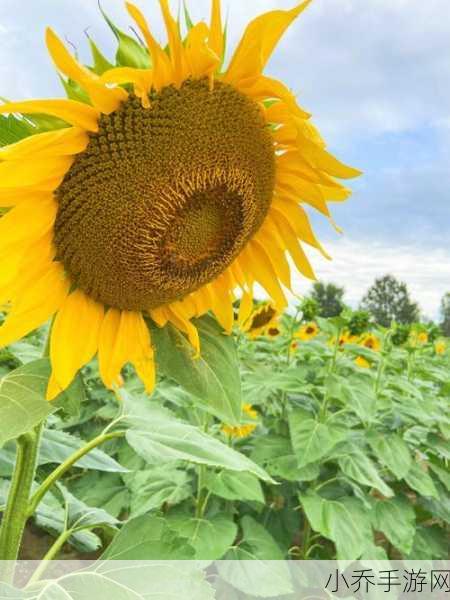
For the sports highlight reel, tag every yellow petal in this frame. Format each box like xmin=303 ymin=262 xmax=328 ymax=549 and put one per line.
xmin=0 ymin=128 xmax=89 ymax=161
xmin=159 ymin=0 xmax=187 ymax=86
xmin=126 ymin=2 xmax=172 ymax=90
xmin=189 ymin=287 xmax=211 ymax=317
xmin=271 ymin=199 xmax=330 ymax=258
xmin=238 ymin=287 xmax=254 ymax=326
xmin=99 ymin=309 xmax=155 ymax=392
xmin=0 ymin=187 xmax=53 ymax=208
xmin=271 ymin=210 xmax=316 ymax=280
xmin=275 ymin=177 xmax=331 ymax=217
xmin=209 ymin=0 xmax=224 ymax=61
xmin=241 ymin=243 xmax=287 ymax=310
xmin=149 ymin=306 xmax=169 ymax=328
xmin=49 ymin=289 xmax=104 ymax=396
xmin=226 ymin=1 xmax=311 ymax=84
xmin=0 ymin=156 xmax=73 ymax=189
xmin=0 ymin=232 xmax=55 ymax=305
xmin=320 ymin=185 xmax=352 ymax=201
xmin=277 ymin=151 xmax=344 ymax=188
xmin=0 ymin=197 xmax=57 ymax=254
xmin=207 ymin=280 xmax=234 ymax=334
xmin=46 ymin=28 xmax=127 ymax=114
xmin=101 ymin=67 xmax=153 ymax=108
xmin=0 ymin=100 xmax=100 ymax=132
xmin=167 ymin=303 xmax=200 ymax=357
xmin=242 ymin=77 xmax=310 ymax=120
xmin=98 ymin=308 xmax=127 ymax=389
xmin=265 ymin=100 xmax=310 ymax=124
xmin=130 ymin=312 xmax=155 ymax=394
xmin=297 ymin=136 xmax=362 ymax=179
xmin=254 ymin=234 xmax=291 ymax=290
xmin=185 ymin=23 xmax=220 ymax=81
xmin=0 ymin=262 xmax=69 ymax=348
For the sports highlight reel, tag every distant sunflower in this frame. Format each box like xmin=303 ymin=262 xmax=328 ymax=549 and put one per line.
xmin=296 ymin=321 xmax=319 ymax=341
xmin=360 ymin=333 xmax=381 ymax=352
xmin=0 ymin=0 xmax=359 ymax=399
xmin=243 ymin=302 xmax=278 ymax=339
xmin=222 ymin=403 xmax=258 ymax=438
xmin=355 ymin=356 xmax=370 ymax=369
xmin=435 ymin=340 xmax=446 ymax=355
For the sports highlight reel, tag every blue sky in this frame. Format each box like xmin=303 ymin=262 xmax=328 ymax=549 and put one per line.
xmin=1 ymin=0 xmax=449 ymax=318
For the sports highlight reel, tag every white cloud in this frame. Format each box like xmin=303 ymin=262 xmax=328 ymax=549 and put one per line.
xmin=296 ymin=238 xmax=450 ymax=320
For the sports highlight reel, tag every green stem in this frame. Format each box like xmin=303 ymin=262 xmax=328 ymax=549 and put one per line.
xmin=195 ymin=464 xmax=206 ymax=519
xmin=27 ymin=528 xmax=73 ymax=585
xmin=27 ymin=431 xmax=124 ymax=517
xmin=0 ymin=425 xmax=42 ymax=581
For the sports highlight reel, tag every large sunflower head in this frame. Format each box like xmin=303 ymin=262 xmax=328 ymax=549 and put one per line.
xmin=0 ymin=0 xmax=360 ymax=399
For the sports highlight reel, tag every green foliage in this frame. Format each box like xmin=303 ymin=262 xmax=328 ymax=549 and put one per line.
xmin=440 ymin=291 xmax=450 ymax=336
xmin=361 ymin=274 xmax=420 ymax=326
xmin=299 ymin=297 xmax=319 ymax=322
xmin=0 ymin=309 xmax=448 ymax=572
xmin=309 ymin=281 xmax=345 ymax=317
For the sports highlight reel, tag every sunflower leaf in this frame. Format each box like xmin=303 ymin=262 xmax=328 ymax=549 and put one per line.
xmin=0 ymin=359 xmax=56 ymax=447
xmin=150 ymin=315 xmax=242 ymax=425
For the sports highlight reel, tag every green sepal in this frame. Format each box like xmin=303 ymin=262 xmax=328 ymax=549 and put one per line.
xmin=183 ymin=2 xmax=194 ymax=32
xmin=59 ymin=75 xmax=91 ymax=105
xmin=0 ymin=114 xmax=34 ymax=147
xmin=86 ymin=33 xmax=114 ymax=75
xmin=99 ymin=3 xmax=151 ymax=69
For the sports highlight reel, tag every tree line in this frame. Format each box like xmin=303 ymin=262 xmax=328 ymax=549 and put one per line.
xmin=306 ymin=275 xmax=450 ymax=335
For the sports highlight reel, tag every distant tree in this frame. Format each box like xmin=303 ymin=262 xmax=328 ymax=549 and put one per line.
xmin=360 ymin=275 xmax=420 ymax=327
xmin=440 ymin=292 xmax=450 ymax=336
xmin=310 ymin=282 xmax=345 ymax=318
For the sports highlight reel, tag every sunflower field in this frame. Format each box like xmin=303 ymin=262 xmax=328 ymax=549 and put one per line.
xmin=0 ymin=0 xmax=448 ymax=592
xmin=0 ymin=304 xmax=448 ymax=567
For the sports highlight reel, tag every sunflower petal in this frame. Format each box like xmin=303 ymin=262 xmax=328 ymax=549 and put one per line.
xmin=0 ymin=187 xmax=53 ymax=208
xmin=0 ymin=128 xmax=89 ymax=161
xmin=271 ymin=200 xmax=330 ymax=258
xmin=242 ymin=76 xmax=310 ymax=120
xmin=275 ymin=178 xmax=331 ymax=217
xmin=0 ymin=197 xmax=57 ymax=254
xmin=0 ymin=156 xmax=73 ymax=188
xmin=98 ymin=308 xmax=127 ymax=389
xmin=254 ymin=234 xmax=291 ymax=290
xmin=0 ymin=100 xmax=100 ymax=132
xmin=159 ymin=0 xmax=188 ymax=86
xmin=46 ymin=28 xmax=127 ymax=114
xmin=209 ymin=0 xmax=224 ymax=61
xmin=130 ymin=312 xmax=155 ymax=393
xmin=101 ymin=67 xmax=153 ymax=108
xmin=207 ymin=280 xmax=234 ymax=333
xmin=186 ymin=23 xmax=220 ymax=81
xmin=238 ymin=287 xmax=254 ymax=326
xmin=242 ymin=243 xmax=287 ymax=309
xmin=126 ymin=2 xmax=172 ymax=90
xmin=166 ymin=304 xmax=200 ymax=357
xmin=271 ymin=210 xmax=316 ymax=280
xmin=297 ymin=136 xmax=362 ymax=179
xmin=225 ymin=1 xmax=311 ymax=83
xmin=48 ymin=290 xmax=104 ymax=397
xmin=0 ymin=262 xmax=69 ymax=348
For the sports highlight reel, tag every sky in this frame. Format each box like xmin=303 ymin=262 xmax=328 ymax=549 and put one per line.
xmin=0 ymin=0 xmax=449 ymax=319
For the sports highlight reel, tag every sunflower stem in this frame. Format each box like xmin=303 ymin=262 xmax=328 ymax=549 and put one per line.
xmin=0 ymin=425 xmax=42 ymax=582
xmin=27 ymin=431 xmax=125 ymax=517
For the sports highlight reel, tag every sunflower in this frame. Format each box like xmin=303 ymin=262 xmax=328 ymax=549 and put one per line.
xmin=296 ymin=321 xmax=319 ymax=341
xmin=222 ymin=403 xmax=258 ymax=438
xmin=266 ymin=326 xmax=281 ymax=338
xmin=360 ymin=333 xmax=381 ymax=352
xmin=243 ymin=302 xmax=279 ymax=339
xmin=435 ymin=340 xmax=446 ymax=355
xmin=355 ymin=356 xmax=370 ymax=369
xmin=0 ymin=1 xmax=359 ymax=400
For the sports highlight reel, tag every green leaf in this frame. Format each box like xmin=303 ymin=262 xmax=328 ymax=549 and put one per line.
xmin=39 ymin=429 xmax=128 ymax=472
xmin=101 ymin=514 xmax=195 ymax=559
xmin=127 ymin=465 xmax=192 ymax=517
xmin=204 ymin=470 xmax=264 ymax=503
xmin=322 ymin=499 xmax=365 ymax=559
xmin=372 ymin=497 xmax=416 ymax=555
xmin=368 ymin=432 xmax=412 ymax=479
xmin=0 ymin=359 xmax=55 ymax=447
xmin=429 ymin=462 xmax=450 ymax=491
xmin=340 ymin=377 xmax=377 ymax=422
xmin=407 ymin=525 xmax=449 ymax=559
xmin=125 ymin=404 xmax=272 ymax=481
xmin=0 ymin=114 xmax=34 ymax=146
xmin=250 ymin=434 xmax=318 ymax=481
xmin=300 ymin=492 xmax=365 ymax=559
xmin=151 ymin=315 xmax=242 ymax=424
xmin=288 ymin=408 xmax=345 ymax=467
xmin=99 ymin=6 xmax=151 ymax=69
xmin=404 ymin=462 xmax=439 ymax=499
xmin=166 ymin=513 xmax=237 ymax=559
xmin=338 ymin=445 xmax=394 ymax=497
xmin=68 ymin=472 xmax=129 ymax=519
